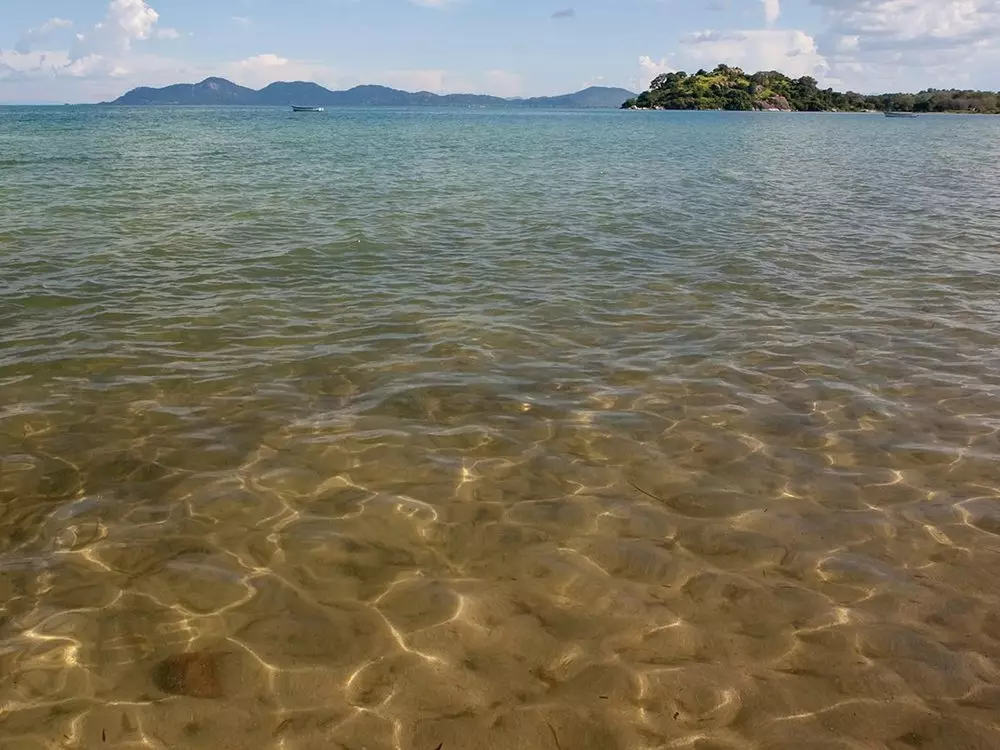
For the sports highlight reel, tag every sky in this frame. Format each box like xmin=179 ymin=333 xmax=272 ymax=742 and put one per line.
xmin=1 ymin=0 xmax=999 ymax=103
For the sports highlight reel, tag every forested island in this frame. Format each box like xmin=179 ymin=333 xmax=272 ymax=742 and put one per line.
xmin=623 ymin=65 xmax=1000 ymax=113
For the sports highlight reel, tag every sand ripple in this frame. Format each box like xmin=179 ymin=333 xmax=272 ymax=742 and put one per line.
xmin=2 ymin=106 xmax=1000 ymax=748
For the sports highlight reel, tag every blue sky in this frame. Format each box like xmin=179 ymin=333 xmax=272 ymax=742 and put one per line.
xmin=1 ymin=1 xmax=998 ymax=103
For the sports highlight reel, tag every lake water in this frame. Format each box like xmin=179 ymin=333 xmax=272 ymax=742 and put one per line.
xmin=2 ymin=105 xmax=1000 ymax=749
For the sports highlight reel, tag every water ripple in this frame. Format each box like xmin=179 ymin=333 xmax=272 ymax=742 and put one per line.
xmin=2 ymin=106 xmax=1000 ymax=749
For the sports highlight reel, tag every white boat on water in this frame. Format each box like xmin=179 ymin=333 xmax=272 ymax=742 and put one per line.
xmin=292 ymin=105 xmax=324 ymax=113
xmin=884 ymin=111 xmax=917 ymax=118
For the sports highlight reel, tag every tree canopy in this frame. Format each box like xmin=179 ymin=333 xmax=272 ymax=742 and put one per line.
xmin=622 ymin=65 xmax=1000 ymax=114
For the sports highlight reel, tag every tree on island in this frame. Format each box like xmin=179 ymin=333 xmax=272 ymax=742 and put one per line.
xmin=622 ymin=64 xmax=1000 ymax=113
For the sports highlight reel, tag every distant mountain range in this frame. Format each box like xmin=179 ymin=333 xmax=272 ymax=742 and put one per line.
xmin=103 ymin=77 xmax=635 ymax=109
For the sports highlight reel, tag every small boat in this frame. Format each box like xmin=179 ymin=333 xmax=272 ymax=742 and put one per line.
xmin=292 ymin=105 xmax=324 ymax=113
xmin=884 ymin=111 xmax=917 ymax=118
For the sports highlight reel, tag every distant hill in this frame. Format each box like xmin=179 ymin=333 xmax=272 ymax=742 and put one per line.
xmin=524 ymin=87 xmax=640 ymax=109
xmin=114 ymin=77 xmax=258 ymax=105
xmin=104 ymin=78 xmax=635 ymax=109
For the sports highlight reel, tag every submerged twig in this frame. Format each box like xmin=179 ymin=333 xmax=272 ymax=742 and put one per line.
xmin=628 ymin=480 xmax=667 ymax=504
xmin=547 ymin=723 xmax=563 ymax=750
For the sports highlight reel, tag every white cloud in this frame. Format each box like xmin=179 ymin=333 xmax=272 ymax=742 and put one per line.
xmin=679 ymin=29 xmax=828 ymax=79
xmin=0 ymin=49 xmax=72 ymax=78
xmin=633 ymin=56 xmax=674 ymax=91
xmin=0 ymin=26 xmax=530 ymax=103
xmin=631 ymin=0 xmax=1000 ymax=94
xmin=70 ymin=0 xmax=166 ymax=61
xmin=639 ymin=55 xmax=673 ymax=78
xmin=836 ymin=34 xmax=860 ymax=52
xmin=0 ymin=0 xmax=192 ymax=101
xmin=8 ymin=0 xmax=998 ymax=103
xmin=40 ymin=18 xmax=73 ymax=32
xmin=113 ymin=0 xmax=159 ymax=39
xmin=15 ymin=17 xmax=74 ymax=54
xmin=17 ymin=1 xmax=177 ymax=75
xmin=811 ymin=0 xmax=1000 ymax=90
xmin=222 ymin=54 xmax=339 ymax=88
xmin=813 ymin=0 xmax=1000 ymax=45
xmin=762 ymin=0 xmax=781 ymax=25
xmin=0 ymin=46 xmax=198 ymax=102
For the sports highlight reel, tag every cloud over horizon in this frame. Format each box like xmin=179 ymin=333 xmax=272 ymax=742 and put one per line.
xmin=2 ymin=0 xmax=998 ymax=103
xmin=761 ymin=0 xmax=780 ymax=26
xmin=638 ymin=0 xmax=1000 ymax=93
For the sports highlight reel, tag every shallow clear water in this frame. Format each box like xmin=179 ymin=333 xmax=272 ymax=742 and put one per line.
xmin=2 ymin=105 xmax=1000 ymax=749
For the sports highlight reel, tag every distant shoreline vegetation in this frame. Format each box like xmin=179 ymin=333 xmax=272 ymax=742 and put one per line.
xmin=622 ymin=65 xmax=1000 ymax=114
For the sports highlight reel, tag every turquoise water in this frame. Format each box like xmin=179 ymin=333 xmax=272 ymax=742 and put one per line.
xmin=2 ymin=106 xmax=1000 ymax=749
